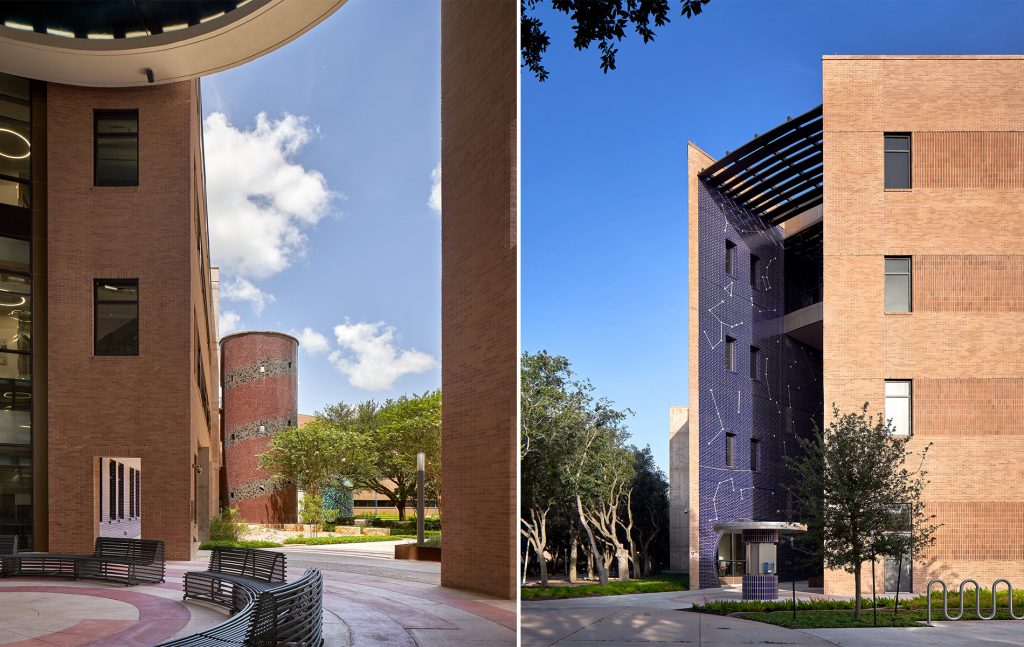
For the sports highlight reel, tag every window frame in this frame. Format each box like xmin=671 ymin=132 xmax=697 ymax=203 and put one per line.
xmin=750 ymin=345 xmax=762 ymax=382
xmin=725 ymin=336 xmax=736 ymax=372
xmin=725 ymin=432 xmax=735 ymax=468
xmin=94 ymin=109 xmax=139 ymax=187
xmin=884 ymin=133 xmax=912 ymax=190
xmin=725 ymin=239 xmax=736 ymax=276
xmin=750 ymin=438 xmax=760 ymax=472
xmin=885 ymin=379 xmax=913 ymax=437
xmin=884 ymin=256 xmax=913 ymax=313
xmin=94 ymin=278 xmax=139 ymax=356
xmin=750 ymin=253 xmax=760 ymax=291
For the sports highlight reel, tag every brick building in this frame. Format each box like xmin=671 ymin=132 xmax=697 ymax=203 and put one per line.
xmin=0 ymin=1 xmax=344 ymax=560
xmin=679 ymin=55 xmax=1024 ymax=597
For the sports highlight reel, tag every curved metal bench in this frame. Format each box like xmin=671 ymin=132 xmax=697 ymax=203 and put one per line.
xmin=0 ymin=536 xmax=165 ymax=585
xmin=183 ymin=546 xmax=287 ymax=612
xmin=160 ymin=568 xmax=324 ymax=646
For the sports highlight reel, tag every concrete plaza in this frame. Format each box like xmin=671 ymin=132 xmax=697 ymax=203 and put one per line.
xmin=522 ymin=588 xmax=1024 ymax=647
xmin=0 ymin=540 xmax=515 ymax=646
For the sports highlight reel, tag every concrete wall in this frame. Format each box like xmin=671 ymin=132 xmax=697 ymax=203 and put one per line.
xmin=439 ymin=0 xmax=517 ymax=600
xmin=668 ymin=406 xmax=690 ymax=572
xmin=822 ymin=55 xmax=1024 ymax=595
xmin=221 ymin=332 xmax=298 ymax=524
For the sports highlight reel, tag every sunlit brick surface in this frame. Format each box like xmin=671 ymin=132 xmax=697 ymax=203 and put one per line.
xmin=221 ymin=332 xmax=298 ymax=524
xmin=823 ymin=55 xmax=1024 ymax=596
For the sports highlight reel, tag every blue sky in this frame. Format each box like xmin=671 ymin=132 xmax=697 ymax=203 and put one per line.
xmin=202 ymin=0 xmax=440 ymax=415
xmin=522 ymin=0 xmax=1024 ymax=471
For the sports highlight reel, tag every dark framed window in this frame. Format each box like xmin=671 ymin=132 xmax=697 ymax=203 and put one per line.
xmin=117 ymin=462 xmax=124 ymax=519
xmin=95 ymin=279 xmax=139 ymax=356
xmin=750 ymin=253 xmax=760 ymax=290
xmin=750 ymin=346 xmax=762 ymax=381
xmin=884 ymin=133 xmax=911 ymax=189
xmin=750 ymin=438 xmax=759 ymax=471
xmin=725 ymin=239 xmax=736 ymax=275
xmin=885 ymin=380 xmax=912 ymax=437
xmin=128 ymin=467 xmax=134 ymax=518
xmin=725 ymin=336 xmax=736 ymax=372
xmin=108 ymin=459 xmax=116 ymax=521
xmin=135 ymin=470 xmax=141 ymax=516
xmin=725 ymin=433 xmax=735 ymax=468
xmin=884 ymin=256 xmax=912 ymax=313
xmin=95 ymin=109 xmax=138 ymax=186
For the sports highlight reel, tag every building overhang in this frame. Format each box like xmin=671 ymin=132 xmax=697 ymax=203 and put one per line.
xmin=713 ymin=521 xmax=808 ymax=535
xmin=0 ymin=0 xmax=345 ymax=87
xmin=698 ymin=104 xmax=823 ymax=225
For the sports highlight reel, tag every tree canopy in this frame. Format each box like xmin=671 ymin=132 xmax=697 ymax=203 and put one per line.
xmin=521 ymin=351 xmax=669 ymax=586
xmin=787 ymin=404 xmax=939 ymax=619
xmin=522 ymin=0 xmax=712 ymax=81
xmin=257 ymin=418 xmax=346 ymax=498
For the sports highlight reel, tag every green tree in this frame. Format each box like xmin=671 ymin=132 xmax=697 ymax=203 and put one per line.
xmin=522 ymin=0 xmax=712 ymax=80
xmin=787 ymin=404 xmax=940 ymax=620
xmin=321 ymin=390 xmax=441 ymax=521
xmin=257 ymin=419 xmax=346 ymax=497
xmin=628 ymin=445 xmax=669 ymax=576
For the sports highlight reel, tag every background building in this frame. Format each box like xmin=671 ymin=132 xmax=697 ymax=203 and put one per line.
xmin=683 ymin=54 xmax=1024 ymax=597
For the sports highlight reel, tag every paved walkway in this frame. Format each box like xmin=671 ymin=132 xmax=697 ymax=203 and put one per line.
xmin=0 ymin=540 xmax=515 ymax=646
xmin=523 ymin=588 xmax=1024 ymax=647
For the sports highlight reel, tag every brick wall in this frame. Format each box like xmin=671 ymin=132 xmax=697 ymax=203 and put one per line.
xmin=440 ymin=0 xmax=517 ymax=600
xmin=221 ymin=332 xmax=298 ymax=524
xmin=46 ymin=80 xmax=207 ymax=559
xmin=823 ymin=55 xmax=1024 ymax=595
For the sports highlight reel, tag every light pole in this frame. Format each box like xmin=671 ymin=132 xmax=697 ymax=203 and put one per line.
xmin=416 ymin=452 xmax=425 ymax=544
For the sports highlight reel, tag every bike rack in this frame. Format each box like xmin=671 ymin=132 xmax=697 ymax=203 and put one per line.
xmin=926 ymin=578 xmax=1024 ymax=625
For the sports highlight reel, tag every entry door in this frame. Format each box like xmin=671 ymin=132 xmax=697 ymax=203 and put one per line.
xmin=884 ymin=555 xmax=912 ymax=592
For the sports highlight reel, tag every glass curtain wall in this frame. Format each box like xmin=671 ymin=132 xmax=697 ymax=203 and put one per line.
xmin=0 ymin=72 xmax=32 ymax=547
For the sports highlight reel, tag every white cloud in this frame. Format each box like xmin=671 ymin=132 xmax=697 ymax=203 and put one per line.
xmin=328 ymin=320 xmax=436 ymax=391
xmin=221 ymin=277 xmax=275 ymax=315
xmin=219 ymin=311 xmax=242 ymax=336
xmin=203 ymin=112 xmax=336 ymax=281
xmin=428 ymin=162 xmax=441 ymax=216
xmin=295 ymin=327 xmax=330 ymax=355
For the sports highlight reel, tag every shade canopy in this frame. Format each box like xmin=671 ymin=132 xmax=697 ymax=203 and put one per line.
xmin=699 ymin=105 xmax=823 ymax=225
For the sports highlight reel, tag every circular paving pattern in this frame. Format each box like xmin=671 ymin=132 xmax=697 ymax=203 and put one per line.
xmin=0 ymin=587 xmax=189 ymax=646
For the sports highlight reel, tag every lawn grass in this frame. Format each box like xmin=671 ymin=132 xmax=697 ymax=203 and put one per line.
xmin=199 ymin=539 xmax=283 ymax=550
xmin=690 ymin=588 xmax=1024 ymax=629
xmin=521 ymin=574 xmax=690 ymax=601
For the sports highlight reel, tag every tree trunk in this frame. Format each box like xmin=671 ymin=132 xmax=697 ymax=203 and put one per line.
xmin=577 ymin=495 xmax=608 ymax=585
xmin=538 ymin=548 xmax=548 ymax=586
xmin=616 ymin=549 xmax=630 ymax=582
xmin=396 ymin=500 xmax=406 ymax=521
xmin=569 ymin=539 xmax=578 ymax=583
xmin=854 ymin=562 xmax=863 ymax=620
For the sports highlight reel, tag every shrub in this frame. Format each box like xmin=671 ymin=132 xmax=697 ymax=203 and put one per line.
xmin=200 ymin=539 xmax=282 ymax=550
xmin=209 ymin=507 xmax=247 ymax=542
xmin=300 ymin=494 xmax=326 ymax=535
xmin=365 ymin=516 xmax=441 ymax=532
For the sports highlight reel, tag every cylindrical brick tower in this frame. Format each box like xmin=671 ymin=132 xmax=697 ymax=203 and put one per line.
xmin=221 ymin=331 xmax=299 ymax=524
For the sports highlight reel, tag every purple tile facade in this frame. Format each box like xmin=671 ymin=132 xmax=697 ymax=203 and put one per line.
xmin=696 ymin=182 xmax=823 ymax=589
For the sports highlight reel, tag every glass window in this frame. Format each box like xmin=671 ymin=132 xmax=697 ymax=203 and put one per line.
xmin=885 ymin=256 xmax=912 ymax=312
xmin=885 ymin=380 xmax=912 ymax=436
xmin=750 ymin=254 xmax=760 ymax=290
xmin=0 ymin=458 xmax=32 ymax=550
xmin=725 ymin=433 xmax=735 ymax=467
xmin=885 ymin=133 xmax=911 ymax=189
xmin=725 ymin=240 xmax=736 ymax=275
xmin=750 ymin=346 xmax=762 ymax=381
xmin=0 ymin=380 xmax=30 ymax=446
xmin=0 ymin=73 xmax=31 ymax=209
xmin=750 ymin=438 xmax=759 ymax=471
xmin=95 ymin=280 xmax=139 ymax=356
xmin=725 ymin=336 xmax=735 ymax=372
xmin=95 ymin=110 xmax=138 ymax=186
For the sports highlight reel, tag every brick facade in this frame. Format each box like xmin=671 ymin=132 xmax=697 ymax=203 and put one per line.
xmin=823 ymin=55 xmax=1024 ymax=595
xmin=221 ymin=332 xmax=298 ymax=524
xmin=439 ymin=0 xmax=517 ymax=600
xmin=45 ymin=80 xmax=219 ymax=560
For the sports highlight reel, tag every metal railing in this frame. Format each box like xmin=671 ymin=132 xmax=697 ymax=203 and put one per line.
xmin=926 ymin=578 xmax=1024 ymax=624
